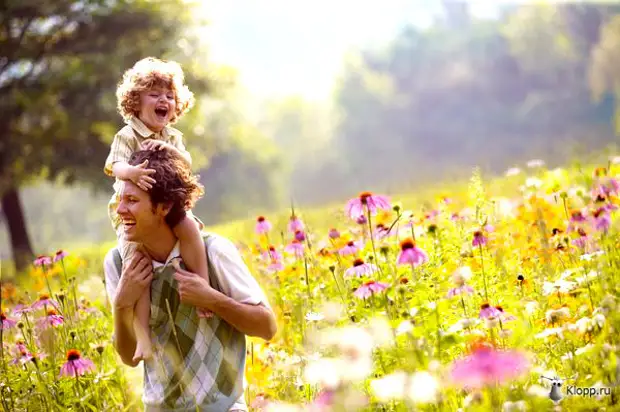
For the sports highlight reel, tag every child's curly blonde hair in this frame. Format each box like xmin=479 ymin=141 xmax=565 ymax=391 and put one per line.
xmin=116 ymin=57 xmax=195 ymax=124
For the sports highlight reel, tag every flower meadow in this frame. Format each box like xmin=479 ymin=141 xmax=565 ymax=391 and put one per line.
xmin=2 ymin=161 xmax=620 ymax=411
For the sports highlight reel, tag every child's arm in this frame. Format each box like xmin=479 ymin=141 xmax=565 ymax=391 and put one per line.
xmin=142 ymin=139 xmax=192 ymax=167
xmin=112 ymin=160 xmax=157 ymax=191
xmin=174 ymin=216 xmax=209 ymax=280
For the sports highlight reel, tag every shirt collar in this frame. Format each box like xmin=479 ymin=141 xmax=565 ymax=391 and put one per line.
xmin=152 ymin=240 xmax=181 ymax=269
xmin=128 ymin=116 xmax=183 ymax=140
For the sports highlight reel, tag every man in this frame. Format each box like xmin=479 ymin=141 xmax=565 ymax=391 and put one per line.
xmin=103 ymin=149 xmax=277 ymax=411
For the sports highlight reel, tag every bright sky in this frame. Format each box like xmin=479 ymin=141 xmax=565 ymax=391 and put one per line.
xmin=195 ymin=1 xmax=510 ymax=100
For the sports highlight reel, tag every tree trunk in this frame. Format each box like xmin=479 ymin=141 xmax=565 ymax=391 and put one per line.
xmin=1 ymin=186 xmax=34 ymax=272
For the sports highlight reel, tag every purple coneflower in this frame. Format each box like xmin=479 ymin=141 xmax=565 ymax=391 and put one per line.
xmin=33 ymin=255 xmax=52 ymax=267
xmin=592 ymin=207 xmax=611 ymax=232
xmin=328 ymin=228 xmax=340 ymax=239
xmin=37 ymin=309 xmax=64 ymax=329
xmin=60 ymin=349 xmax=95 ymax=377
xmin=345 ymin=191 xmax=391 ymax=220
xmin=339 ymin=240 xmax=361 ymax=256
xmin=472 ymin=230 xmax=487 ymax=247
xmin=345 ymin=258 xmax=378 ymax=278
xmin=450 ymin=345 xmax=529 ymax=389
xmin=30 ymin=294 xmax=58 ymax=311
xmin=397 ymin=239 xmax=428 ymax=267
xmin=284 ymin=240 xmax=304 ymax=258
xmin=374 ymin=223 xmax=391 ymax=239
xmin=53 ymin=250 xmax=69 ymax=263
xmin=288 ymin=216 xmax=304 ymax=233
xmin=0 ymin=312 xmax=17 ymax=330
xmin=479 ymin=303 xmax=501 ymax=319
xmin=294 ymin=230 xmax=306 ymax=242
xmin=354 ymin=281 xmax=389 ymax=299
xmin=255 ymin=216 xmax=272 ymax=235
xmin=447 ymin=285 xmax=474 ymax=298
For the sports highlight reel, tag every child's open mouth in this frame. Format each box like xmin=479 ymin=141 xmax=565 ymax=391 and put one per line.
xmin=154 ymin=107 xmax=168 ymax=119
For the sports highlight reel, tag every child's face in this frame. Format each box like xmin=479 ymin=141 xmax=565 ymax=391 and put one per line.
xmin=138 ymin=86 xmax=176 ymax=132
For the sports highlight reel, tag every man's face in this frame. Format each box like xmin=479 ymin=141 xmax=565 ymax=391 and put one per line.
xmin=138 ymin=85 xmax=176 ymax=132
xmin=116 ymin=180 xmax=166 ymax=243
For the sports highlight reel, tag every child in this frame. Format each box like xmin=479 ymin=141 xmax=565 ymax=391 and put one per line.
xmin=104 ymin=57 xmax=212 ymax=362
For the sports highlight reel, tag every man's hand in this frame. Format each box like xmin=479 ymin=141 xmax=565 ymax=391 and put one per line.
xmin=142 ymin=139 xmax=172 ymax=152
xmin=128 ymin=160 xmax=156 ymax=191
xmin=173 ymin=263 xmax=213 ymax=310
xmin=114 ymin=251 xmax=153 ymax=309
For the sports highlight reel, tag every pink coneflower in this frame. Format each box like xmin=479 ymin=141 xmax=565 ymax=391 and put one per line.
xmin=345 ymin=258 xmax=378 ymax=277
xmin=288 ymin=216 xmax=305 ymax=233
xmin=356 ymin=215 xmax=367 ymax=225
xmin=60 ymin=349 xmax=95 ymax=377
xmin=374 ymin=223 xmax=391 ymax=239
xmin=339 ymin=240 xmax=361 ymax=256
xmin=33 ymin=255 xmax=52 ymax=267
xmin=354 ymin=281 xmax=389 ymax=299
xmin=255 ymin=216 xmax=272 ymax=235
xmin=571 ymin=228 xmax=590 ymax=250
xmin=37 ymin=309 xmax=64 ymax=329
xmin=53 ymin=250 xmax=69 ymax=263
xmin=263 ymin=245 xmax=282 ymax=262
xmin=567 ymin=209 xmax=588 ymax=232
xmin=0 ymin=312 xmax=17 ymax=330
xmin=284 ymin=240 xmax=304 ymax=258
xmin=328 ymin=228 xmax=340 ymax=239
xmin=30 ymin=294 xmax=58 ymax=311
xmin=447 ymin=285 xmax=474 ymax=298
xmin=592 ymin=208 xmax=611 ymax=232
xmin=12 ymin=299 xmax=32 ymax=316
xmin=494 ymin=306 xmax=516 ymax=322
xmin=479 ymin=303 xmax=501 ymax=319
xmin=294 ymin=230 xmax=306 ymax=242
xmin=263 ymin=246 xmax=284 ymax=273
xmin=397 ymin=239 xmax=428 ymax=267
xmin=345 ymin=191 xmax=391 ymax=220
xmin=450 ymin=345 xmax=529 ymax=389
xmin=472 ymin=230 xmax=487 ymax=247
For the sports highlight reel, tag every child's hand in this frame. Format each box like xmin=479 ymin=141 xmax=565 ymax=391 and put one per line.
xmin=129 ymin=160 xmax=156 ymax=191
xmin=142 ymin=139 xmax=171 ymax=152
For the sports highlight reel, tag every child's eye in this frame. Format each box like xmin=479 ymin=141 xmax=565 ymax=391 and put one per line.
xmin=167 ymin=94 xmax=174 ymax=100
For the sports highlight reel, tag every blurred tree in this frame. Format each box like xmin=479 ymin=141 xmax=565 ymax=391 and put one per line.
xmin=323 ymin=2 xmax=619 ymax=202
xmin=590 ymin=14 xmax=620 ymax=133
xmin=0 ymin=0 xmax=212 ymax=271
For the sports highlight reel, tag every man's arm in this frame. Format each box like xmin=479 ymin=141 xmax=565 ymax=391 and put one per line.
xmin=113 ymin=305 xmax=139 ymax=367
xmin=174 ymin=265 xmax=277 ymax=341
xmin=206 ymin=292 xmax=277 ymax=341
xmin=104 ymin=250 xmax=153 ymax=367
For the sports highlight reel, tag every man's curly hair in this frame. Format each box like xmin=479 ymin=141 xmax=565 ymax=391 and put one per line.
xmin=128 ymin=149 xmax=204 ymax=228
xmin=116 ymin=57 xmax=195 ymax=124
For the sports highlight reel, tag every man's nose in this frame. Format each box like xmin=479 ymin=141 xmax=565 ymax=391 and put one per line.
xmin=117 ymin=199 xmax=127 ymax=215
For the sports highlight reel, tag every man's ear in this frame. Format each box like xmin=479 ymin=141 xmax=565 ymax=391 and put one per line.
xmin=156 ymin=202 xmax=173 ymax=218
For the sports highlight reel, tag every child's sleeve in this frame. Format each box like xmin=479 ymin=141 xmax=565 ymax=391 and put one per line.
xmin=104 ymin=130 xmax=136 ymax=176
xmin=170 ymin=134 xmax=192 ymax=165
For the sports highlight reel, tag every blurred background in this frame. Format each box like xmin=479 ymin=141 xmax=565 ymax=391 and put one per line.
xmin=2 ymin=0 xmax=620 ymax=271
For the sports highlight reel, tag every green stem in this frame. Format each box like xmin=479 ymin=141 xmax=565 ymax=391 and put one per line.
xmin=479 ymin=244 xmax=488 ymax=302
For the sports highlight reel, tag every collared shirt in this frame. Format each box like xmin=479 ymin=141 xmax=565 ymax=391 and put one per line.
xmin=104 ymin=233 xmax=270 ymax=411
xmin=104 ymin=116 xmax=191 ymax=230
xmin=104 ymin=116 xmax=190 ymax=177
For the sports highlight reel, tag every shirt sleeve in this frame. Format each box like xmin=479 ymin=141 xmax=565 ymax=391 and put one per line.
xmin=207 ymin=234 xmax=270 ymax=308
xmin=169 ymin=134 xmax=192 ymax=165
xmin=103 ymin=248 xmax=122 ymax=306
xmin=104 ymin=129 xmax=136 ymax=176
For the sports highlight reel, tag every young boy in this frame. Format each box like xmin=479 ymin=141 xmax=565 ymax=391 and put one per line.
xmin=104 ymin=57 xmax=212 ymax=362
